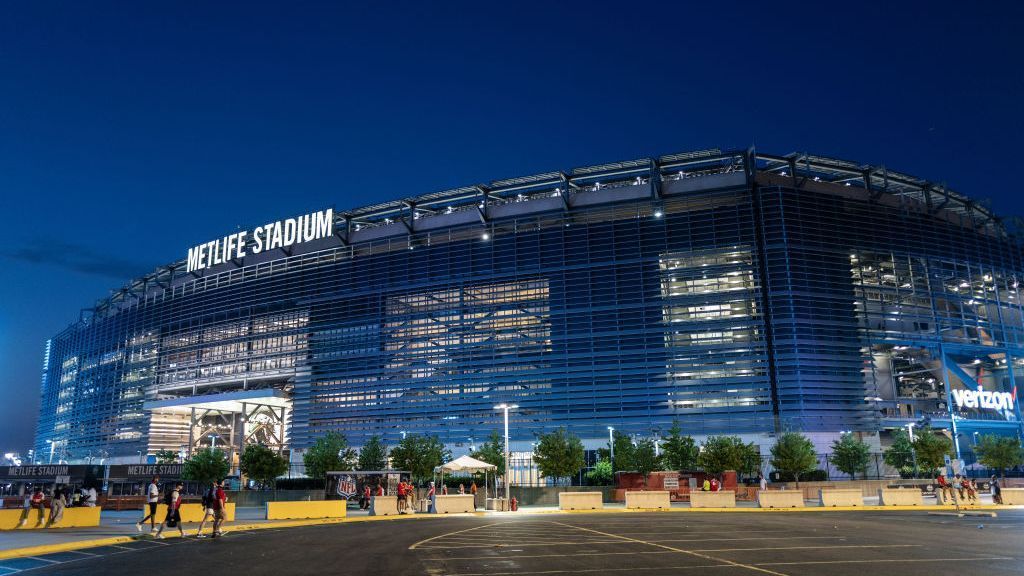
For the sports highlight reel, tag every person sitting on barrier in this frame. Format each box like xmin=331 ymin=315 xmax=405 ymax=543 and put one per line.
xmin=441 ymin=484 xmax=448 ymax=495
xmin=709 ymin=477 xmax=720 ymax=492
xmin=953 ymin=474 xmax=966 ymax=500
xmin=458 ymin=483 xmax=465 ymax=495
xmin=702 ymin=478 xmax=711 ymax=492
xmin=936 ymin=473 xmax=955 ymax=503
xmin=83 ymin=485 xmax=98 ymax=508
xmin=991 ymin=476 xmax=1002 ymax=504
xmin=964 ymin=478 xmax=979 ymax=504
xmin=17 ymin=487 xmax=46 ymax=528
xmin=46 ymin=485 xmax=67 ymax=527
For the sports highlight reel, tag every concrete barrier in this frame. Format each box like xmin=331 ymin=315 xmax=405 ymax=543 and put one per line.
xmin=558 ymin=491 xmax=603 ymax=510
xmin=877 ymin=488 xmax=923 ymax=506
xmin=690 ymin=491 xmax=736 ymax=508
xmin=370 ymin=495 xmax=400 ymax=516
xmin=819 ymin=488 xmax=864 ymax=507
xmin=0 ymin=506 xmax=101 ymax=530
xmin=624 ymin=491 xmax=670 ymax=509
xmin=757 ymin=490 xmax=805 ymax=509
xmin=266 ymin=500 xmax=346 ymax=520
xmin=434 ymin=495 xmax=475 ymax=514
xmin=153 ymin=503 xmax=235 ymax=523
xmin=1000 ymin=488 xmax=1024 ymax=505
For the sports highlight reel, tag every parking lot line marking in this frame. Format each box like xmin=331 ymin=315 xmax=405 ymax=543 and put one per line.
xmin=421 ymin=550 xmax=676 ymax=561
xmin=550 ymin=522 xmax=792 ymax=576
xmin=442 ymin=563 xmax=736 ymax=576
xmin=648 ymin=536 xmax=844 ymax=543
xmin=415 ymin=540 xmax=630 ymax=549
xmin=409 ymin=523 xmax=501 ymax=549
xmin=691 ymin=544 xmax=920 ymax=552
xmin=754 ymin=557 xmax=1015 ymax=567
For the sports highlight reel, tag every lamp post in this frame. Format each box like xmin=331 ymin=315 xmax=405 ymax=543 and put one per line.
xmin=906 ymin=423 xmax=916 ymax=442
xmin=494 ymin=404 xmax=518 ymax=500
xmin=47 ymin=440 xmax=55 ymax=464
xmin=607 ymin=426 xmax=615 ymax=469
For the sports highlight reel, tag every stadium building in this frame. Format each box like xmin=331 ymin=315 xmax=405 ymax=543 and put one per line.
xmin=34 ymin=149 xmax=1024 ymax=471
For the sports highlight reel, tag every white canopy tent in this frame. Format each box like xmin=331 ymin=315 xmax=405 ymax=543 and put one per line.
xmin=434 ymin=455 xmax=498 ymax=501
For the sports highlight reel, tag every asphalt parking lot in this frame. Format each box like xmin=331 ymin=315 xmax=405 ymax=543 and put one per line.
xmin=5 ymin=510 xmax=1023 ymax=576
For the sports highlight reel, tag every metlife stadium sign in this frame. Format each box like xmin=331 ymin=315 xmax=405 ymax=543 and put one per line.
xmin=187 ymin=209 xmax=334 ymax=273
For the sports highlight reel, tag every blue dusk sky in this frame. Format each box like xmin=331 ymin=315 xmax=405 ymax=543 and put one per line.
xmin=2 ymin=1 xmax=1023 ymax=451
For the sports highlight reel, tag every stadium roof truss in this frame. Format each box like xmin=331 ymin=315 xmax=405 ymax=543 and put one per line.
xmin=80 ymin=148 xmax=1010 ymax=325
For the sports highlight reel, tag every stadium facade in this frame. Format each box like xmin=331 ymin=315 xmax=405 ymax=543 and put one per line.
xmin=34 ymin=149 xmax=1024 ymax=470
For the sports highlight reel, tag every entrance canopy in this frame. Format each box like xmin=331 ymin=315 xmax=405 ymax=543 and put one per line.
xmin=435 ymin=455 xmax=497 ymax=474
xmin=144 ymin=389 xmax=290 ymax=413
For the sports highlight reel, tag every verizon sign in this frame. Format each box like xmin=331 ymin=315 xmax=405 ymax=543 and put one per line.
xmin=951 ymin=386 xmax=1015 ymax=412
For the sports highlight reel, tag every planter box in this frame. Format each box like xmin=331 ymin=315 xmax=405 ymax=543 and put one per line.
xmin=757 ymin=490 xmax=804 ymax=509
xmin=624 ymin=491 xmax=670 ymax=509
xmin=434 ymin=494 xmax=475 ymax=514
xmin=877 ymin=488 xmax=923 ymax=506
xmin=690 ymin=491 xmax=736 ymax=508
xmin=819 ymin=489 xmax=864 ymax=507
xmin=558 ymin=491 xmax=603 ymax=510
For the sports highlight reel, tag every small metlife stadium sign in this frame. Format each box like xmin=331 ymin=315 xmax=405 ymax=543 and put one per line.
xmin=186 ymin=208 xmax=334 ymax=273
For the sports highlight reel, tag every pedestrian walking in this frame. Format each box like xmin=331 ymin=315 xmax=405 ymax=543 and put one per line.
xmin=18 ymin=487 xmax=46 ymax=528
xmin=427 ymin=481 xmax=436 ymax=514
xmin=155 ymin=482 xmax=185 ymax=539
xmin=211 ymin=479 xmax=227 ymax=537
xmin=758 ymin=473 xmax=767 ymax=491
xmin=195 ymin=480 xmax=217 ymax=537
xmin=136 ymin=475 xmax=161 ymax=532
xmin=47 ymin=485 xmax=67 ymax=527
xmin=361 ymin=483 xmax=371 ymax=510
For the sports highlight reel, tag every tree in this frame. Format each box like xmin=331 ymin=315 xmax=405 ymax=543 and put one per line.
xmin=632 ymin=439 xmax=659 ymax=487
xmin=303 ymin=432 xmax=357 ymax=480
xmin=182 ymin=448 xmax=230 ymax=485
xmin=389 ymin=434 xmax=451 ymax=483
xmin=660 ymin=421 xmax=698 ymax=472
xmin=154 ymin=449 xmax=179 ymax=464
xmin=586 ymin=459 xmax=613 ymax=485
xmin=240 ymin=444 xmax=288 ymax=489
xmin=769 ymin=432 xmax=817 ymax=487
xmin=830 ymin=433 xmax=871 ymax=480
xmin=533 ymin=428 xmax=585 ymax=488
xmin=883 ymin=429 xmax=916 ymax=476
xmin=911 ymin=427 xmax=953 ymax=475
xmin=698 ymin=436 xmax=749 ymax=475
xmin=608 ymin=431 xmax=636 ymax=473
xmin=738 ymin=442 xmax=763 ymax=478
xmin=470 ymin=431 xmax=506 ymax=475
xmin=357 ymin=435 xmax=389 ymax=471
xmin=975 ymin=434 xmax=1024 ymax=478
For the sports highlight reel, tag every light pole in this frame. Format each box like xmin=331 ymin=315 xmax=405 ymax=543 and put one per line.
xmin=47 ymin=440 xmax=55 ymax=464
xmin=209 ymin=434 xmax=219 ymax=449
xmin=607 ymin=426 xmax=615 ymax=469
xmin=906 ymin=423 xmax=916 ymax=442
xmin=494 ymin=404 xmax=518 ymax=500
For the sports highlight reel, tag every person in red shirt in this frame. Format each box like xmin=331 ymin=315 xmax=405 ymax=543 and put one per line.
xmin=362 ymin=484 xmax=372 ymax=510
xmin=709 ymin=477 xmax=720 ymax=492
xmin=397 ymin=480 xmax=407 ymax=513
xmin=212 ymin=479 xmax=227 ymax=537
xmin=936 ymin=473 xmax=954 ymax=503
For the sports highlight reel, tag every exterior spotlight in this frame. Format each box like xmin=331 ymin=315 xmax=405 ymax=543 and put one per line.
xmin=482 ymin=232 xmax=490 ymax=241
xmin=653 ymin=209 xmax=663 ymax=218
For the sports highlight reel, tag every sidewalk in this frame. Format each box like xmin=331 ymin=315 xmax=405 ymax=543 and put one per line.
xmin=0 ymin=508 xmax=268 ymax=554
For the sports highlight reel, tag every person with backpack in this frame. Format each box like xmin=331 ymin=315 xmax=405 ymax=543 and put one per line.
xmin=195 ymin=480 xmax=218 ymax=538
xmin=136 ymin=475 xmax=161 ymax=532
xmin=155 ymin=482 xmax=184 ymax=539
xmin=211 ymin=479 xmax=227 ymax=537
xmin=18 ymin=487 xmax=46 ymax=528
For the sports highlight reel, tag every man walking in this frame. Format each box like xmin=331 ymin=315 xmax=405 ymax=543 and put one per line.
xmin=195 ymin=480 xmax=218 ymax=538
xmin=137 ymin=475 xmax=161 ymax=532
xmin=155 ymin=482 xmax=185 ymax=539
xmin=211 ymin=479 xmax=227 ymax=537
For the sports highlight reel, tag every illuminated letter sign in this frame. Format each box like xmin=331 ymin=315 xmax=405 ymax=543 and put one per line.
xmin=951 ymin=386 xmax=1015 ymax=412
xmin=186 ymin=209 xmax=333 ymax=273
